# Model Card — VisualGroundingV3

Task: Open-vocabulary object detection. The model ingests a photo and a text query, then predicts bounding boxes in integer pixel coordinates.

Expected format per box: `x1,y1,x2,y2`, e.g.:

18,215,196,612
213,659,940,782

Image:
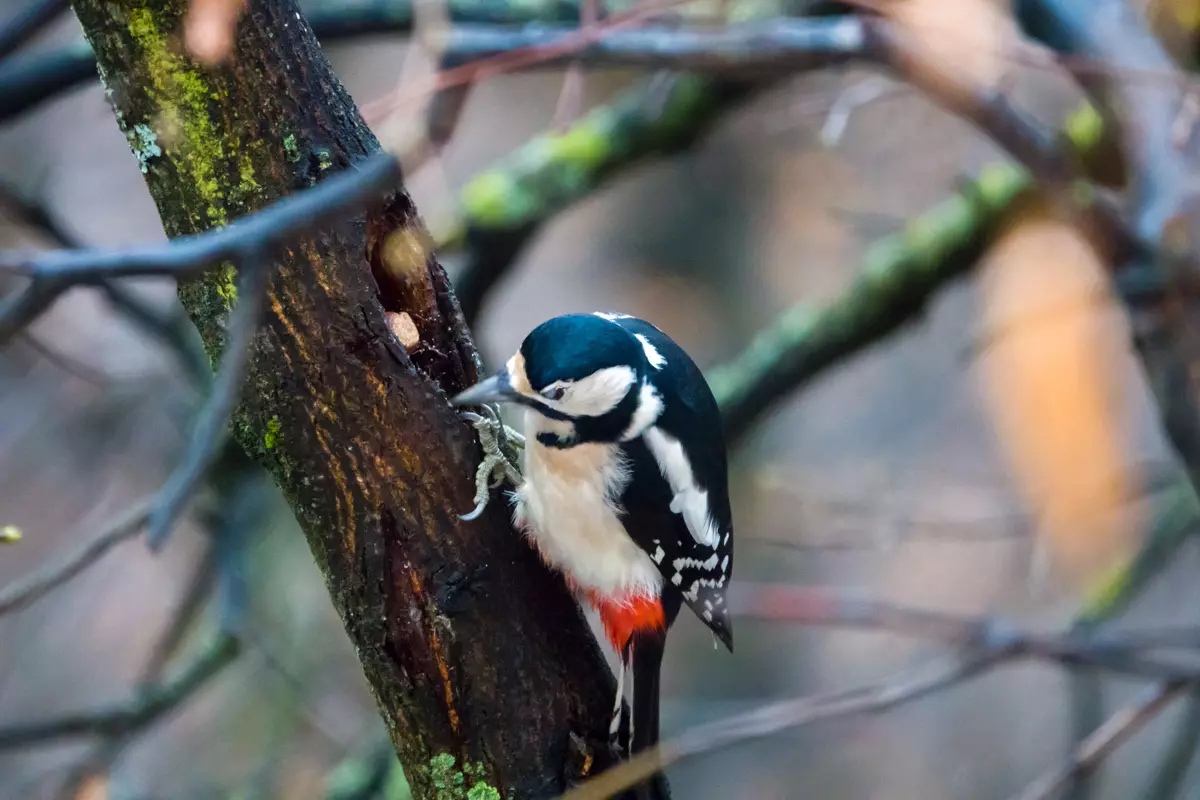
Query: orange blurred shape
976,203,1133,583
75,775,108,800
886,0,1020,89
185,0,246,65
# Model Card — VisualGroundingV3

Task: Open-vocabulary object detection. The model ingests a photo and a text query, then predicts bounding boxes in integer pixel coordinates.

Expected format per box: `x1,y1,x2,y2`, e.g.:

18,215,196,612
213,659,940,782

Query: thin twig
54,546,219,797
0,153,400,345
13,330,111,386
1010,682,1185,800
728,582,1200,679
559,652,1000,800
0,498,150,617
0,633,239,748
0,0,581,124
145,251,273,551
1146,688,1200,799
98,282,211,389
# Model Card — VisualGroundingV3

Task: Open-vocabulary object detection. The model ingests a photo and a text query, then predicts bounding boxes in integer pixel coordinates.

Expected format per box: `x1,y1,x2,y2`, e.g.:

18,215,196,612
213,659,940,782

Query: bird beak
451,370,520,406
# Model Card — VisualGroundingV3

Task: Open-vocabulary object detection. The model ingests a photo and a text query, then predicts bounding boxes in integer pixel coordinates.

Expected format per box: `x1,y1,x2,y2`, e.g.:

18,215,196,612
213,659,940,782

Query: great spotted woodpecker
452,312,734,766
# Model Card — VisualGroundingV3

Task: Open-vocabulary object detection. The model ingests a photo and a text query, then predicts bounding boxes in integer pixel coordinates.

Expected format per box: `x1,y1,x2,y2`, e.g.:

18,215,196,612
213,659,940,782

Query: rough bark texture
70,1,618,796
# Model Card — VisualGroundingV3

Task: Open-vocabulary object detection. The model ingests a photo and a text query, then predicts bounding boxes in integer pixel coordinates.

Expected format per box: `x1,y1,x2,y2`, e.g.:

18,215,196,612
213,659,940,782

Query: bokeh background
3,1,1199,797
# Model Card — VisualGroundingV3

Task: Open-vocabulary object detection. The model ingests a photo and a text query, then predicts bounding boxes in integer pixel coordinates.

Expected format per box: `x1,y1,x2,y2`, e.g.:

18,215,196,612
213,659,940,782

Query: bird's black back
609,316,734,650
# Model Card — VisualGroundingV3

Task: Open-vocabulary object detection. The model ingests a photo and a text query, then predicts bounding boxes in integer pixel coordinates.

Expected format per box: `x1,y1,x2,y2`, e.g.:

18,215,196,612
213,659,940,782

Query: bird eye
543,386,566,401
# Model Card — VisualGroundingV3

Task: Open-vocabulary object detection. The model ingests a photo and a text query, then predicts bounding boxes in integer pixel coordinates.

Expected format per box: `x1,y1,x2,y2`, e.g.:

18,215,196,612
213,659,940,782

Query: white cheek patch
620,382,663,441
643,426,721,548
635,334,666,369
561,365,636,417
507,352,533,395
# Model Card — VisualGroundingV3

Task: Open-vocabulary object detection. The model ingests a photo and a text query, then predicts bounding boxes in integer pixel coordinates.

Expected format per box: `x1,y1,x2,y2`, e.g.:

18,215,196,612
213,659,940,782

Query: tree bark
70,1,618,796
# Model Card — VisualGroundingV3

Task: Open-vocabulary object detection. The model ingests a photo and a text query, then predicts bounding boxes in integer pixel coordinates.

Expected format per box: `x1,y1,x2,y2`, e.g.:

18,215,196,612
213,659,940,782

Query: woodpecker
451,311,734,765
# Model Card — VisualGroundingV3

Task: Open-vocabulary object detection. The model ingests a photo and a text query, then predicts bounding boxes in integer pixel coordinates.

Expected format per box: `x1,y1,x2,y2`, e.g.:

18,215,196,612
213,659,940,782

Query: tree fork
70,0,619,796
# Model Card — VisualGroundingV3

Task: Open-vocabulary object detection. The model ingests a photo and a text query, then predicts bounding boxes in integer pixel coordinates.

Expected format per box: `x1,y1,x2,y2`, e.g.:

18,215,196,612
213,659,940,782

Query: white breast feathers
512,413,662,599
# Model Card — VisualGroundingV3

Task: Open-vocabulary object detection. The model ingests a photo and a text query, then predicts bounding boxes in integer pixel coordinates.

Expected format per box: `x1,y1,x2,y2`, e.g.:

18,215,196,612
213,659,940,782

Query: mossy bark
70,1,617,796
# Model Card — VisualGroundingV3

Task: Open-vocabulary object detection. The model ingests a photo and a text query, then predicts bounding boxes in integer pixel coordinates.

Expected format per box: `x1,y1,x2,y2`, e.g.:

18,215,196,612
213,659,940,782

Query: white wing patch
643,426,721,548
635,334,666,369
673,553,719,572
620,382,663,441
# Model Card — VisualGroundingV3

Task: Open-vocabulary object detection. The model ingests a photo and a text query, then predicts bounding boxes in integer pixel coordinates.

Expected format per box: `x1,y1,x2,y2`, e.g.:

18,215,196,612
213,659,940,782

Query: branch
144,252,271,551
0,633,239,748
1146,688,1200,799
54,546,219,796
709,160,1030,443
0,0,582,124
449,12,1086,326
0,499,149,617
1014,0,1198,253
1010,682,1184,800
455,72,755,325
726,583,1200,680
564,577,1200,799
0,152,401,344
559,652,1000,800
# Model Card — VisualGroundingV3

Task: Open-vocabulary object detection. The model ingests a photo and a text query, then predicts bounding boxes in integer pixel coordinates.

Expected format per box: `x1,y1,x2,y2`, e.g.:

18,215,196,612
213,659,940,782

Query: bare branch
0,153,400,345
709,158,1030,442
0,0,581,125
13,330,111,386
0,632,239,749
144,251,272,551
0,499,149,617
456,73,756,325
1146,689,1200,800
1010,682,1184,800
559,653,1000,800
54,547,219,797
727,582,1200,679
564,575,1200,799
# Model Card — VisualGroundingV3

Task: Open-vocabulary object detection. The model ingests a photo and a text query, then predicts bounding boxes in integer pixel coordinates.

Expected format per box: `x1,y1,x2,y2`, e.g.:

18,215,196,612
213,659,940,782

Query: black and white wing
605,314,734,650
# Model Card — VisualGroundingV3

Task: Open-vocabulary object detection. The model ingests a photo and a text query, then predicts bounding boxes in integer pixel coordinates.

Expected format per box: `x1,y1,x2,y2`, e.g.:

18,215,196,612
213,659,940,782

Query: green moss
546,119,610,170
459,74,733,231
264,416,282,450
215,261,238,310
125,7,260,227
1064,103,1103,152
461,171,521,227
284,133,301,162
466,783,500,800
423,754,497,800
975,163,1027,209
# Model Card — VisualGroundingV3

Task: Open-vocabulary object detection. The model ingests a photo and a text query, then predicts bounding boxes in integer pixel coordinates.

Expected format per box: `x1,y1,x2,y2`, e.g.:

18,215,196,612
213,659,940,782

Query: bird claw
459,497,489,522
458,403,525,521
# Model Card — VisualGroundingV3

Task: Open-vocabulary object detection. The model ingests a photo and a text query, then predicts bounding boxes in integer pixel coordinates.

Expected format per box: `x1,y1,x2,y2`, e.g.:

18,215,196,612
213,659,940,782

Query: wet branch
0,633,240,748
1010,683,1185,800
562,582,1200,799
0,499,150,617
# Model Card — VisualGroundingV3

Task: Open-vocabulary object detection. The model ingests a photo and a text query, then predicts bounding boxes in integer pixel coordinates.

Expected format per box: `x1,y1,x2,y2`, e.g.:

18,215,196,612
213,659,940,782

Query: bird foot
459,403,525,521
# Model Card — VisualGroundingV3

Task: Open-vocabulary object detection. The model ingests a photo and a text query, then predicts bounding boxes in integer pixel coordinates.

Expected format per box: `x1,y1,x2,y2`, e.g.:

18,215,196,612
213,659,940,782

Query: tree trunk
70,1,618,796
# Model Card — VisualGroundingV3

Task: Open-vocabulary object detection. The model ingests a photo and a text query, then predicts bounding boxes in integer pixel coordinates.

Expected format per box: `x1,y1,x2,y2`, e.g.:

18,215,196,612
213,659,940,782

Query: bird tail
610,631,668,800
630,633,665,755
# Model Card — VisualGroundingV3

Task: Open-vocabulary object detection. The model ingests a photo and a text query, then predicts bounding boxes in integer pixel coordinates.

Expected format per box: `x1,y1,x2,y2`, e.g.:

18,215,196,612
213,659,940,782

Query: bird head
451,313,659,447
